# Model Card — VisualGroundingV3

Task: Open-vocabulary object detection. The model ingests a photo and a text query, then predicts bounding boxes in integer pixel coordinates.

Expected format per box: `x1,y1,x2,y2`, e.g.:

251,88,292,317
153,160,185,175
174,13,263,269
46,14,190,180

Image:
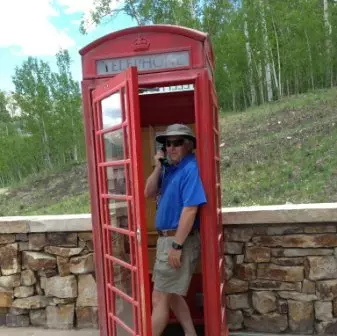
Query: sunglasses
165,138,185,148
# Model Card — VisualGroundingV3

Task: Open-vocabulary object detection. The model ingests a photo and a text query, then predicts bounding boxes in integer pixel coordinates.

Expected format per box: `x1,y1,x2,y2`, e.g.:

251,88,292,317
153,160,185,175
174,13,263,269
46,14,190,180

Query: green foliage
0,51,85,187
81,0,337,112
220,88,337,206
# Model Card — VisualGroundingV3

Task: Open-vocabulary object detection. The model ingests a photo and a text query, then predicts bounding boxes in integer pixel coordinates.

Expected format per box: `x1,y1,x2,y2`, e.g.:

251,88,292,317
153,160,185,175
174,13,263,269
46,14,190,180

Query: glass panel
101,92,122,129
104,129,124,161
109,200,129,229
115,295,135,335
113,263,133,294
106,167,126,195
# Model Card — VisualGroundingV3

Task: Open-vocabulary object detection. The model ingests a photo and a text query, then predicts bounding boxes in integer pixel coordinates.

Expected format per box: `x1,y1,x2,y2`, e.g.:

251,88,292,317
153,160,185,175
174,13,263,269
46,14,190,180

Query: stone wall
0,215,98,329
224,203,337,335
2,205,337,334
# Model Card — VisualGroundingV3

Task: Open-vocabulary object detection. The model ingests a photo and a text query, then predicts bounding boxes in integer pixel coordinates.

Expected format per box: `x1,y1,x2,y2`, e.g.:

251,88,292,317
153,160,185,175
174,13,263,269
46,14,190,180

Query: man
144,124,206,336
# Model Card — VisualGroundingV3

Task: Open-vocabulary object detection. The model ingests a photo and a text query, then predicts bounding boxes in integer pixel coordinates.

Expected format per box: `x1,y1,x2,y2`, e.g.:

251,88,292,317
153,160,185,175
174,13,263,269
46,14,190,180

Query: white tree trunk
304,29,315,90
323,0,333,87
244,19,257,105
260,0,273,102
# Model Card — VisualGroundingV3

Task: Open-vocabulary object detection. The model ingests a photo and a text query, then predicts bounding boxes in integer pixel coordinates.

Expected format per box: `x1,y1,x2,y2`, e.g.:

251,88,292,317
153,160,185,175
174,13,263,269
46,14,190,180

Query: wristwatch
172,241,183,250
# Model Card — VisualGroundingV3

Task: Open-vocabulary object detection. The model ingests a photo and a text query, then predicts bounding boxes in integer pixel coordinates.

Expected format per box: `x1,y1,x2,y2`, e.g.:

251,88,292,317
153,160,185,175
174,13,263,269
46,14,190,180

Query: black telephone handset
159,145,169,166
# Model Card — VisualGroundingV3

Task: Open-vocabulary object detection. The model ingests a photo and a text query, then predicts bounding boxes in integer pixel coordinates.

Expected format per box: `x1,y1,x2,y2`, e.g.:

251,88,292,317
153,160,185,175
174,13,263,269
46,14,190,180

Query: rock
49,298,76,306
28,233,47,251
78,233,93,242
272,248,333,257
30,309,46,327
47,233,77,247
306,256,337,280
225,278,248,294
254,225,303,235
257,264,304,282
278,291,317,301
16,233,28,242
224,268,233,281
234,255,244,264
277,300,288,314
245,247,270,263
252,291,276,314
318,320,337,335
9,308,28,316
249,280,298,291
270,257,304,266
224,255,233,269
288,300,314,333
14,286,34,298
76,307,99,329
0,314,5,326
244,313,288,333
225,228,253,242
22,251,56,271
226,294,249,310
6,314,30,327
227,309,243,330
0,243,20,275
305,225,336,233
0,221,27,234
77,274,97,307
57,256,71,276
21,269,36,287
302,279,315,294
234,263,256,280
45,275,77,299
316,280,337,300
37,269,58,278
224,242,243,255
315,301,333,322
0,234,15,244
253,234,337,248
35,282,43,296
18,242,29,251
12,295,49,309
46,304,75,329
0,275,20,288
0,288,13,307
70,254,94,274
44,246,83,257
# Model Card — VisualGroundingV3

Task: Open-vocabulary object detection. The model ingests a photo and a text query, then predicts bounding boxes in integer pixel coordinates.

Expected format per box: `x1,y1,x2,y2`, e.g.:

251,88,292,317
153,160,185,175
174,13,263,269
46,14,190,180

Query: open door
91,67,152,336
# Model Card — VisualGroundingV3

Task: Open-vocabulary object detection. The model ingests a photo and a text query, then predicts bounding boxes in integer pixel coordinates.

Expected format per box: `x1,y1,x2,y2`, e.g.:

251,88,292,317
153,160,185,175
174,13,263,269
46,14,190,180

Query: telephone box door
91,67,151,336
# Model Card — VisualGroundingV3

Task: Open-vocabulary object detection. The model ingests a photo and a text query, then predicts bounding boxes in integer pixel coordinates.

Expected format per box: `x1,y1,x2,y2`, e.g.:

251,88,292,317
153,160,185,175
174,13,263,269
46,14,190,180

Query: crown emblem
132,36,150,51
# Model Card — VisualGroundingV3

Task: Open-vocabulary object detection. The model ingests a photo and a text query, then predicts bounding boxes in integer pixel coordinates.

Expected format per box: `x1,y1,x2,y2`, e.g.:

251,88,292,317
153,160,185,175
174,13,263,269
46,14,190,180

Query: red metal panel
81,80,108,336
195,69,227,336
86,68,151,336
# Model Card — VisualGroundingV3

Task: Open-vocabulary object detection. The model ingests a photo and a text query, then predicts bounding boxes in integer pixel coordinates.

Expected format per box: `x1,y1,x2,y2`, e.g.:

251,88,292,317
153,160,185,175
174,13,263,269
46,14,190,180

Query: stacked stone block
0,232,98,329
225,224,337,334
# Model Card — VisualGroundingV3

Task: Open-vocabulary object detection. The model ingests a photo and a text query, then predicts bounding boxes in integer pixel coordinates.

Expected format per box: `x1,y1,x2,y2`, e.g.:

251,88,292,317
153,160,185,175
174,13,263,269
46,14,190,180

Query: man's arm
174,206,198,245
144,164,161,198
144,151,164,198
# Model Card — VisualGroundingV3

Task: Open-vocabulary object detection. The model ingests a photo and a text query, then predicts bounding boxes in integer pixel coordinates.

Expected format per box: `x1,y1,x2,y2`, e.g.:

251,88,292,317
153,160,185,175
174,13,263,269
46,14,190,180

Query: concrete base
0,328,99,336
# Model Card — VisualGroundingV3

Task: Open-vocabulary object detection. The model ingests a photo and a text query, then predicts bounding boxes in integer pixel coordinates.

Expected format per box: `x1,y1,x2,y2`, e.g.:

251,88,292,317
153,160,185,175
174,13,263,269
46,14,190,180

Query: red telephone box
80,25,227,336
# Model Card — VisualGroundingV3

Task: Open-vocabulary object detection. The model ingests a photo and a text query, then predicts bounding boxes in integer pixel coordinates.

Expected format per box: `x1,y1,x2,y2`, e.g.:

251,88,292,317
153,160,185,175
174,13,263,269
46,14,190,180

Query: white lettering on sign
96,51,190,75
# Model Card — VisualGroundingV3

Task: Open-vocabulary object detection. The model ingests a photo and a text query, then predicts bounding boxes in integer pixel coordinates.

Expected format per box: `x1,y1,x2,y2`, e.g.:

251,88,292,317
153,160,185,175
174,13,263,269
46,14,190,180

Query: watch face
172,241,183,250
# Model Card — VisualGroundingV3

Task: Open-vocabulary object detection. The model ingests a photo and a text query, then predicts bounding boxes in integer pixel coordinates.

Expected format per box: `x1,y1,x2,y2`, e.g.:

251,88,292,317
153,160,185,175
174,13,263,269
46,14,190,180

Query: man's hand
154,150,165,167
168,248,182,268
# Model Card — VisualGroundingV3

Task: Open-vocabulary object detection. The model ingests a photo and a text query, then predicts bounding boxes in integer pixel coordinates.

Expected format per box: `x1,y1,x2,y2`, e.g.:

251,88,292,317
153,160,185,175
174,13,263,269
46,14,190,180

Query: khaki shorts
152,232,200,296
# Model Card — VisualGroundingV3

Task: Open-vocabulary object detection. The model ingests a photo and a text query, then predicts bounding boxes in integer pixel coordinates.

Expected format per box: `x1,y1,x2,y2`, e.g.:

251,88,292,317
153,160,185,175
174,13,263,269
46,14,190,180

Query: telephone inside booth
80,25,227,336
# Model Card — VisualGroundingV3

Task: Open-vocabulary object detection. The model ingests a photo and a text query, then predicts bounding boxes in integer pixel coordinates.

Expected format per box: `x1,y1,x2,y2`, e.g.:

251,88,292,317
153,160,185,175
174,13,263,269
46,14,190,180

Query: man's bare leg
152,290,171,336
170,294,197,336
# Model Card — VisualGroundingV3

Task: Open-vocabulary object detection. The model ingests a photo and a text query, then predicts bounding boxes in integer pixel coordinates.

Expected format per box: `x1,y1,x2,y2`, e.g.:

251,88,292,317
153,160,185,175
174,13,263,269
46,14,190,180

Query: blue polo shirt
156,153,207,231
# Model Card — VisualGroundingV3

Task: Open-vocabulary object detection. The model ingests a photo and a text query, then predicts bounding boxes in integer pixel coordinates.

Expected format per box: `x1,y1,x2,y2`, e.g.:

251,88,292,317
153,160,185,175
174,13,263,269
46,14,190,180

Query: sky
0,0,136,92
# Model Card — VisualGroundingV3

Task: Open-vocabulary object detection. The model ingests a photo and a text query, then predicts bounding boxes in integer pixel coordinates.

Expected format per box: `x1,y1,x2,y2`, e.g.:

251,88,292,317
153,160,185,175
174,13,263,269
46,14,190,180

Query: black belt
157,229,199,237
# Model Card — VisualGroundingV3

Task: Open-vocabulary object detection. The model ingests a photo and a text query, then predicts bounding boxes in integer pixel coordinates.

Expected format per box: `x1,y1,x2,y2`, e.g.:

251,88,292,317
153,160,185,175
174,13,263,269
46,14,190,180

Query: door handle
136,227,141,244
